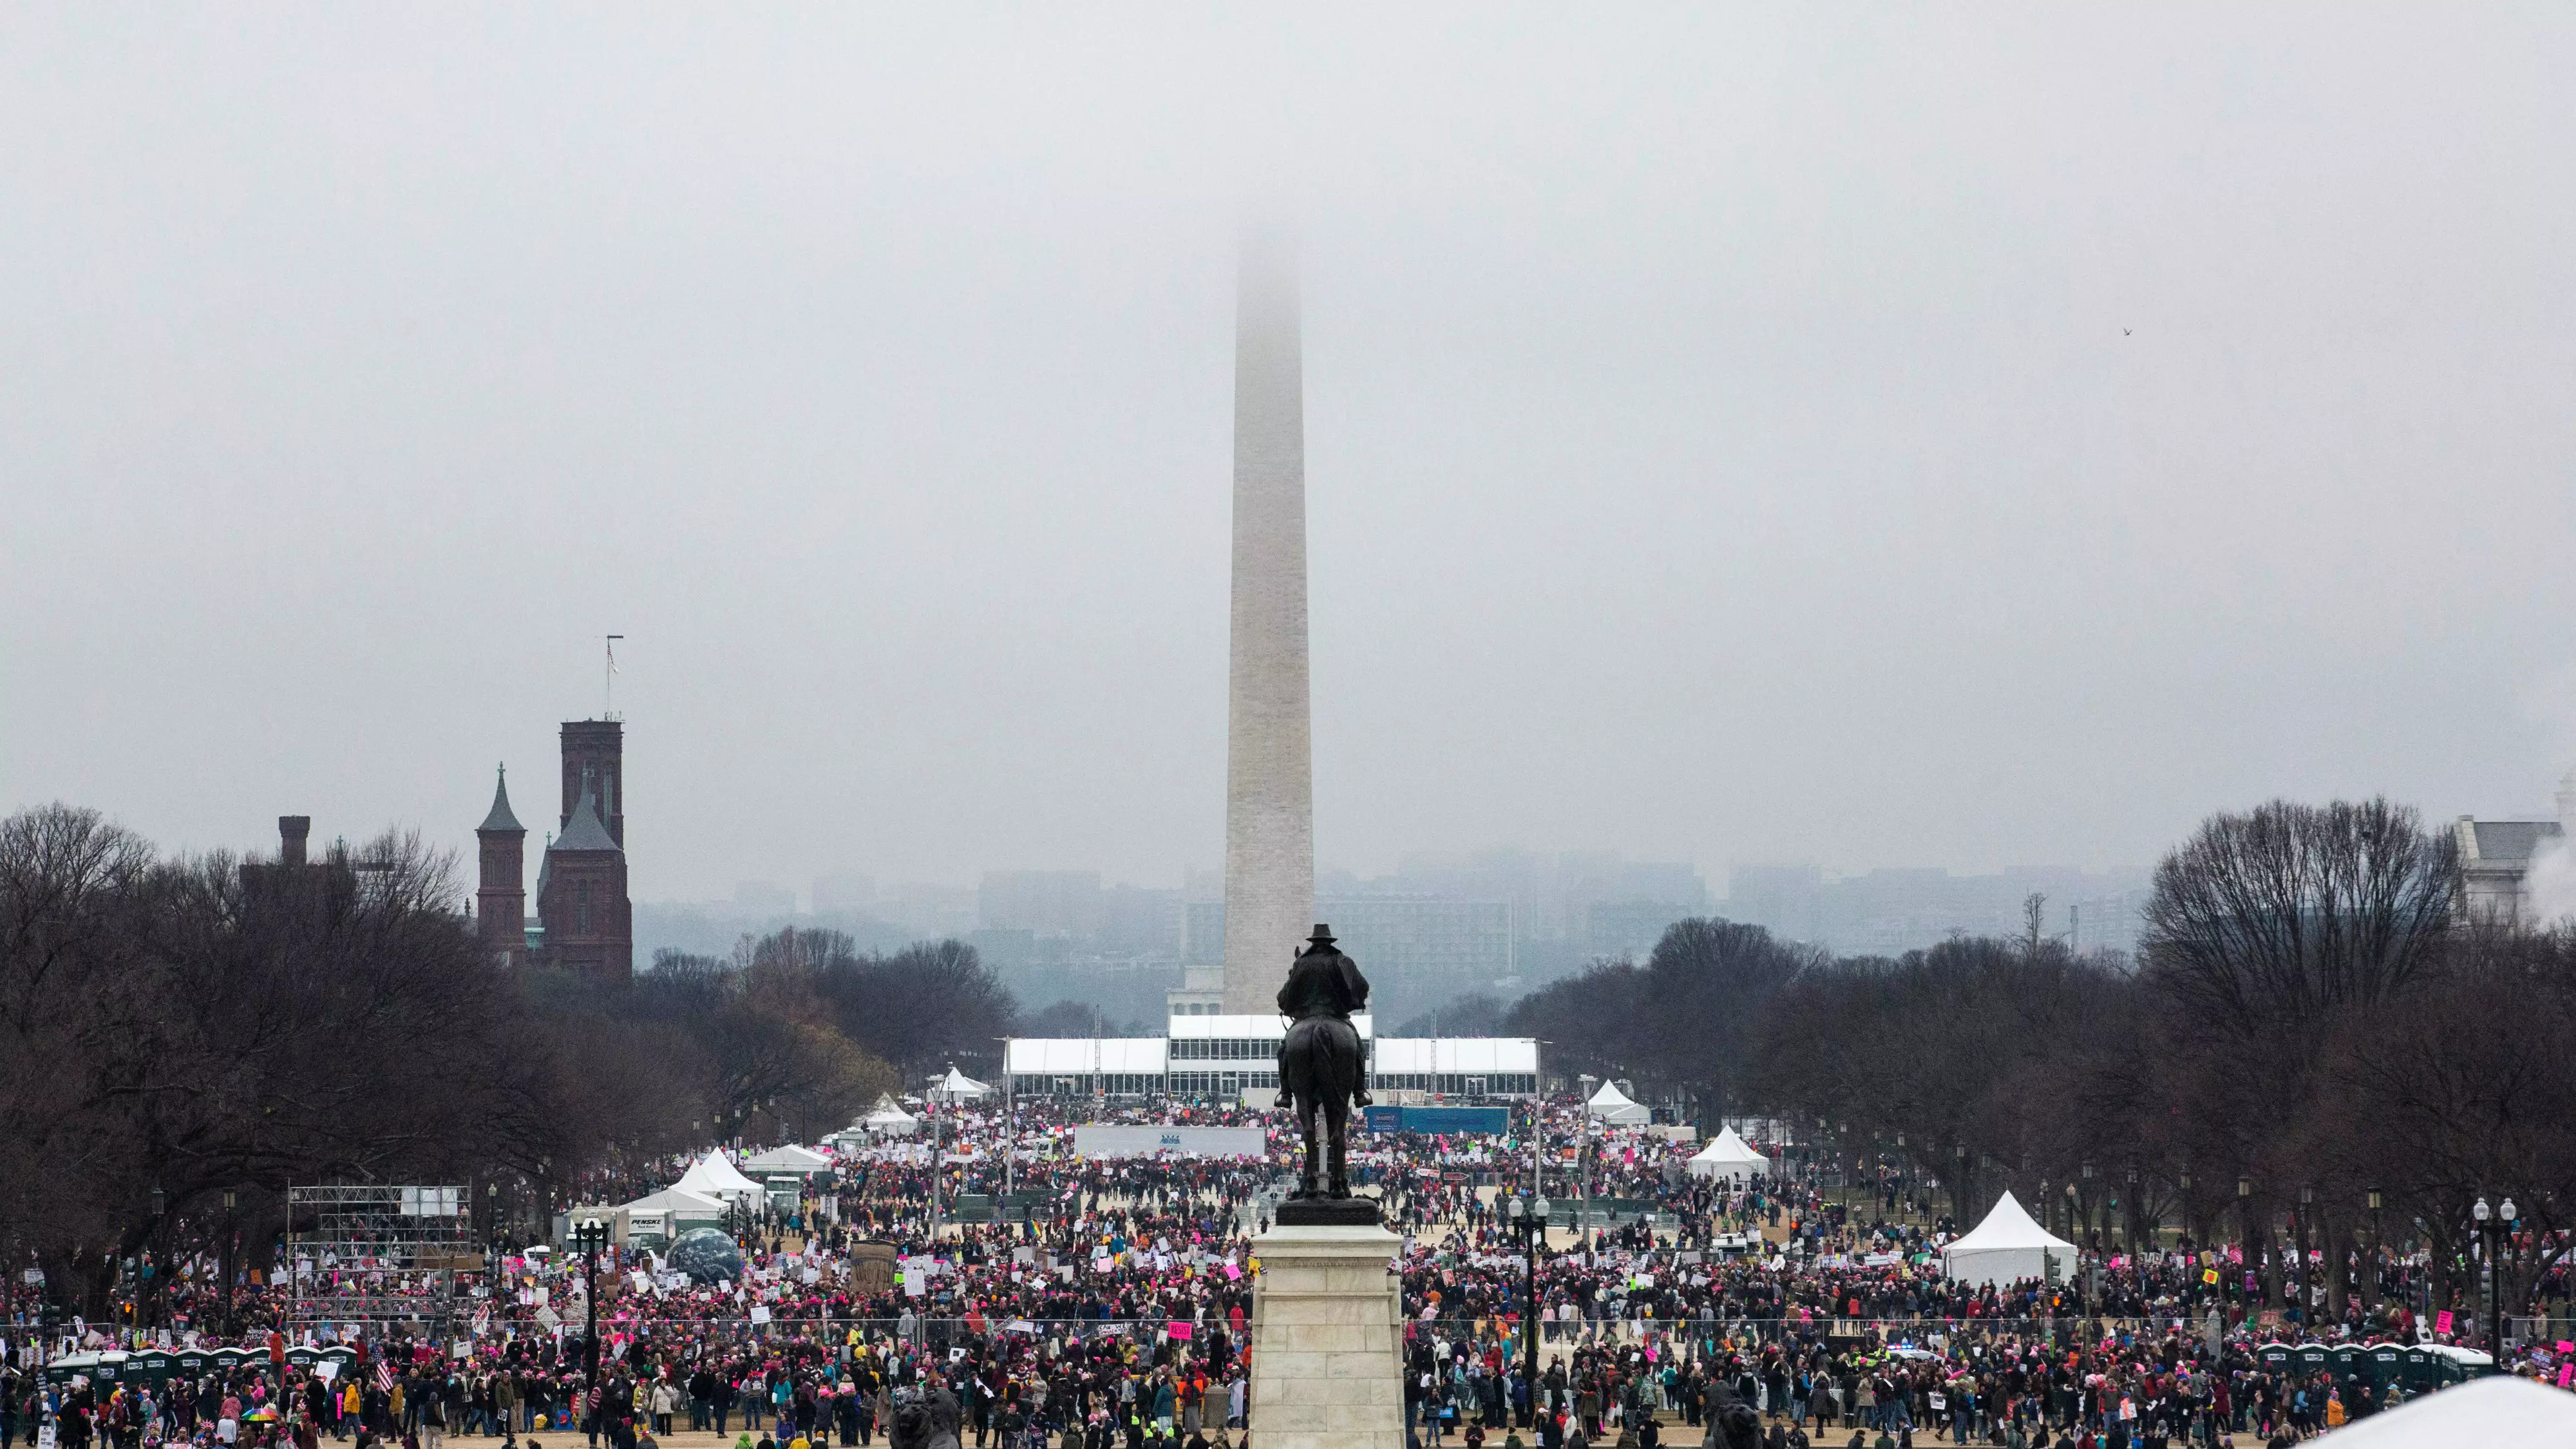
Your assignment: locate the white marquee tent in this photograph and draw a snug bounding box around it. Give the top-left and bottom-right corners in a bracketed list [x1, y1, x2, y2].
[855, 1095, 921, 1137]
[1939, 1191, 2077, 1287]
[741, 1144, 834, 1177]
[616, 1186, 726, 1229]
[1687, 1127, 1772, 1180]
[928, 1066, 995, 1103]
[672, 1150, 764, 1205]
[2322, 1376, 2576, 1444]
[1585, 1080, 1651, 1125]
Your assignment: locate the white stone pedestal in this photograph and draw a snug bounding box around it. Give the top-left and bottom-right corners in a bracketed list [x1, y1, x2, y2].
[1247, 1220, 1406, 1449]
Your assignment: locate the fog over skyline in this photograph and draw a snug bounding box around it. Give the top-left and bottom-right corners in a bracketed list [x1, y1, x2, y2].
[6, 8, 2575, 902]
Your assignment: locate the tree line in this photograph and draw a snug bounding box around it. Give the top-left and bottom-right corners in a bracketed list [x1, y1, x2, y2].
[1511, 798, 2576, 1325]
[0, 804, 1030, 1325]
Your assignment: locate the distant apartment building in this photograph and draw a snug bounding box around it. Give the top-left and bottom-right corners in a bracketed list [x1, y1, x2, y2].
[1584, 898, 1703, 959]
[978, 869, 1107, 936]
[811, 874, 876, 915]
[1171, 895, 1514, 1016]
[1721, 863, 2147, 956]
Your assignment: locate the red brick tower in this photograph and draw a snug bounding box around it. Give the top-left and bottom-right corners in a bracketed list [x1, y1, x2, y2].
[537, 724, 632, 981]
[559, 720, 624, 848]
[475, 764, 527, 969]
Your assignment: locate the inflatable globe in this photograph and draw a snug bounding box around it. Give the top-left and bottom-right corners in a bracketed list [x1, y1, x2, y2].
[667, 1227, 746, 1285]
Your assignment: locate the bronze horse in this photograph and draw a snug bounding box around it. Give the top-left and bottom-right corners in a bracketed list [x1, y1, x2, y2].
[1275, 925, 1373, 1204]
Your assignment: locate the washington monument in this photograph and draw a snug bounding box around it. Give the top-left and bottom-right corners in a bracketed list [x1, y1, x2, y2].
[1219, 232, 1316, 1014]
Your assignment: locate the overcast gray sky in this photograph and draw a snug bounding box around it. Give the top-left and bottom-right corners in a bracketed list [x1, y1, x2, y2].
[6, 6, 2574, 902]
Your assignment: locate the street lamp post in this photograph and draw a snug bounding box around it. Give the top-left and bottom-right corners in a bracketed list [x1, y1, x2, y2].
[574, 1219, 609, 1449]
[2365, 1187, 2385, 1311]
[2125, 1168, 2140, 1255]
[2236, 1177, 2253, 1314]
[220, 1188, 238, 1340]
[146, 1184, 165, 1334]
[1507, 1191, 1551, 1428]
[2472, 1197, 2518, 1357]
[2297, 1185, 2315, 1311]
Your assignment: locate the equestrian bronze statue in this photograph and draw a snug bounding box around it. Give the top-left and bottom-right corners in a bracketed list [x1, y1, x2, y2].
[1273, 923, 1379, 1224]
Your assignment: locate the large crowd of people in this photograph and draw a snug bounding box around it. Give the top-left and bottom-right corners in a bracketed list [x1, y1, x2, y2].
[8, 1094, 2572, 1449]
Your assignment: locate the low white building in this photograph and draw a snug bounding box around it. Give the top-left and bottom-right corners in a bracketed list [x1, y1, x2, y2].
[2454, 772, 2576, 927]
[1006, 1011, 1539, 1103]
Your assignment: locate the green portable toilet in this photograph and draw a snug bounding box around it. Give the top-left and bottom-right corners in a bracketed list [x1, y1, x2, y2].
[2326, 1344, 2359, 1378]
[131, 1348, 175, 1383]
[2294, 1343, 2329, 1376]
[44, 1352, 97, 1387]
[174, 1347, 211, 1379]
[286, 1344, 319, 1368]
[93, 1350, 128, 1384]
[2363, 1343, 2403, 1388]
[2255, 1342, 2293, 1374]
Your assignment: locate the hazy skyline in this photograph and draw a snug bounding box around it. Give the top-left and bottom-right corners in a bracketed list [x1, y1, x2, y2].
[6, 8, 2575, 901]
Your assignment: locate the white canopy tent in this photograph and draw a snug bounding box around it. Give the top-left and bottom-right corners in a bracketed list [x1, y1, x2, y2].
[2323, 1377, 2576, 1444]
[927, 1066, 994, 1103]
[1939, 1191, 2077, 1287]
[1585, 1079, 1651, 1125]
[1686, 1127, 1772, 1180]
[617, 1186, 726, 1226]
[741, 1144, 834, 1177]
[856, 1095, 921, 1137]
[672, 1150, 764, 1205]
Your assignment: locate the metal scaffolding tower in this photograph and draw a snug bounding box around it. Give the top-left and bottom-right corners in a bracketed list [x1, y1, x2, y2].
[284, 1184, 478, 1334]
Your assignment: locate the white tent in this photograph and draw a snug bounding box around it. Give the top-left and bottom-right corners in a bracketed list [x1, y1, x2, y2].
[1686, 1127, 1772, 1180]
[1584, 1079, 1651, 1125]
[741, 1144, 834, 1177]
[672, 1150, 763, 1204]
[1939, 1191, 2077, 1287]
[2322, 1376, 2576, 1444]
[927, 1066, 994, 1103]
[853, 1095, 921, 1137]
[616, 1186, 727, 1228]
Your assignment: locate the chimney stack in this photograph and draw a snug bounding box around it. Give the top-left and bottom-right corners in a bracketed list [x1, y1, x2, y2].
[278, 815, 311, 867]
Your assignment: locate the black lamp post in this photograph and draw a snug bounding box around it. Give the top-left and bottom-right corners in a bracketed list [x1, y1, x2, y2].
[221, 1188, 238, 1339]
[2472, 1196, 2517, 1357]
[2236, 1177, 2253, 1310]
[573, 1218, 609, 1448]
[145, 1184, 165, 1332]
[1507, 1190, 1551, 1426]
[2365, 1187, 2385, 1310]
[2177, 1166, 2193, 1249]
[2298, 1185, 2316, 1309]
[2080, 1161, 2098, 1250]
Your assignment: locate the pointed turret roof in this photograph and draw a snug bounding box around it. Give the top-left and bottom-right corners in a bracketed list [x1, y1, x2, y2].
[550, 779, 621, 854]
[478, 764, 524, 834]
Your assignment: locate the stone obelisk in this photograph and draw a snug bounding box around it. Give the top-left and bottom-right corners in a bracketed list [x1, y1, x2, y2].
[1220, 232, 1316, 1015]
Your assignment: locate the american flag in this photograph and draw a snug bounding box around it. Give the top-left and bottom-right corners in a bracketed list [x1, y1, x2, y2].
[374, 1362, 395, 1394]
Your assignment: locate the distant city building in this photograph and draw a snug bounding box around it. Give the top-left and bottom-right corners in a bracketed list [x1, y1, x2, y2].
[2454, 773, 2576, 927]
[733, 880, 797, 916]
[979, 870, 1108, 937]
[1721, 862, 2146, 957]
[1169, 898, 1513, 1017]
[812, 874, 876, 915]
[1584, 898, 1701, 959]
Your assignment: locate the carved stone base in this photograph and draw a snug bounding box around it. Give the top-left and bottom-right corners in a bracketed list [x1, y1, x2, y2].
[1248, 1221, 1405, 1449]
[1273, 1196, 1384, 1227]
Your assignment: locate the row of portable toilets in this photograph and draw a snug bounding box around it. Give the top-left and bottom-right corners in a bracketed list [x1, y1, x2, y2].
[41, 1342, 365, 1386]
[2251, 1340, 2496, 1388]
